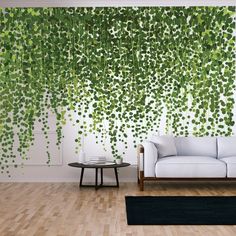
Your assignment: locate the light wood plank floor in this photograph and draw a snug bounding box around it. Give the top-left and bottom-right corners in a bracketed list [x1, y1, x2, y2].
[1, 182, 236, 236]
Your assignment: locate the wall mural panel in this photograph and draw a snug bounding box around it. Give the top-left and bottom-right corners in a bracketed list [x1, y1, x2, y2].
[0, 7, 235, 175]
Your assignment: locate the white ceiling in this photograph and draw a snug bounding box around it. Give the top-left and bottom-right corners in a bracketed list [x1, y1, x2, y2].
[0, 0, 235, 7]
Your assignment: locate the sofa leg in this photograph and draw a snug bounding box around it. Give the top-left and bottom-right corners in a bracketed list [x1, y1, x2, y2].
[137, 169, 140, 185]
[140, 179, 144, 191]
[139, 171, 144, 191]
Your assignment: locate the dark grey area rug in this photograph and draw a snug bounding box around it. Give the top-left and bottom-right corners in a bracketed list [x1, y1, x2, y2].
[125, 196, 236, 225]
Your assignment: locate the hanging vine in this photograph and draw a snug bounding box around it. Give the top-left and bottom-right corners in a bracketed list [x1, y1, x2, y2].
[0, 7, 235, 176]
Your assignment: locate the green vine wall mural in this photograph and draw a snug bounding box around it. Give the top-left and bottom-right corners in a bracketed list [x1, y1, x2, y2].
[0, 7, 235, 175]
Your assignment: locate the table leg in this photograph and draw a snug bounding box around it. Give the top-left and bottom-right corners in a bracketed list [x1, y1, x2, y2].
[101, 168, 103, 186]
[79, 168, 84, 187]
[95, 168, 98, 190]
[114, 167, 119, 187]
[79, 167, 122, 189]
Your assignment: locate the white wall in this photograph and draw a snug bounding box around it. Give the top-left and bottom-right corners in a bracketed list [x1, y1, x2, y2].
[0, 113, 139, 182]
[0, 0, 235, 182]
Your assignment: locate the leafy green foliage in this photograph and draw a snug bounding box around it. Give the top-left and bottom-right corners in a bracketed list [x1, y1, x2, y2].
[0, 7, 235, 175]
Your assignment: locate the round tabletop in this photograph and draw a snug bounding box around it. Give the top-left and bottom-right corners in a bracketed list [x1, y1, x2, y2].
[68, 162, 130, 169]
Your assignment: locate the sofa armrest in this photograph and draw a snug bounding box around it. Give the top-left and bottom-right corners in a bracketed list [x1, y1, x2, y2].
[137, 141, 158, 178]
[143, 141, 158, 177]
[137, 141, 158, 190]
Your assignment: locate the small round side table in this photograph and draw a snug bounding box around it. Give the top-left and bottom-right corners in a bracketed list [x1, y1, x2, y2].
[68, 162, 130, 190]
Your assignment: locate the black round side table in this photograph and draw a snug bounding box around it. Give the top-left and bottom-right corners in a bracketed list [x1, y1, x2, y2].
[68, 162, 130, 190]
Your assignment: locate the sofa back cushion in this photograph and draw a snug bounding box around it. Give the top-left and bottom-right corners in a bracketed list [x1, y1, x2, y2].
[175, 137, 217, 158]
[217, 137, 236, 159]
[149, 135, 177, 158]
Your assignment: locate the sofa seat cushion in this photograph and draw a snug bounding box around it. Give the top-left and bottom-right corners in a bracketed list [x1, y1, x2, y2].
[155, 156, 226, 178]
[220, 157, 236, 177]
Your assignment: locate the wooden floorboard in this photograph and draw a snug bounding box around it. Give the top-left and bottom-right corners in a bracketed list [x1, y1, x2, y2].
[1, 182, 236, 236]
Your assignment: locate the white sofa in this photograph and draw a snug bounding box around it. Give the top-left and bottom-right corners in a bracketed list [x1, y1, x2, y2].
[137, 136, 236, 191]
